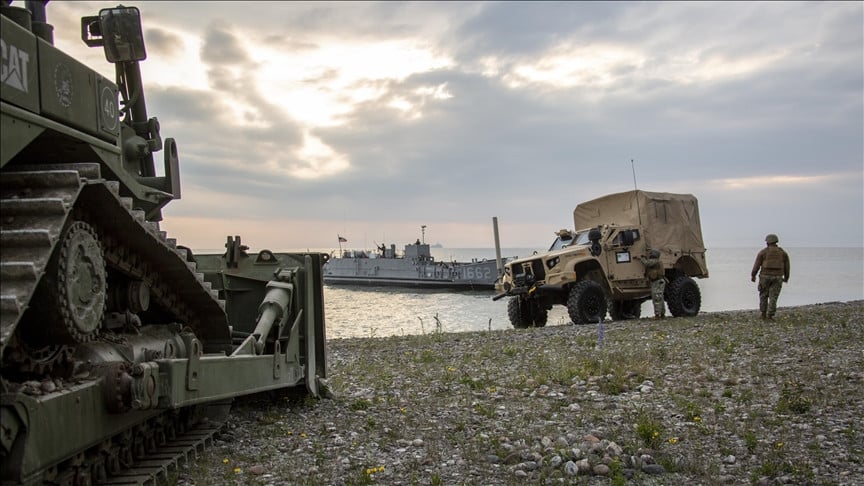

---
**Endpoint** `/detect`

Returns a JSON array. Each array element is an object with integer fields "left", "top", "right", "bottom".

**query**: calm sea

[{"left": 319, "top": 247, "right": 863, "bottom": 339}]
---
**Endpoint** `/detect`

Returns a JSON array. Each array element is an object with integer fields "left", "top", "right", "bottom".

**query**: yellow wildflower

[
  {"left": 668, "top": 437, "right": 679, "bottom": 444},
  {"left": 300, "top": 432, "right": 307, "bottom": 438},
  {"left": 233, "top": 467, "right": 241, "bottom": 474},
  {"left": 222, "top": 458, "right": 229, "bottom": 464},
  {"left": 693, "top": 416, "right": 702, "bottom": 423}
]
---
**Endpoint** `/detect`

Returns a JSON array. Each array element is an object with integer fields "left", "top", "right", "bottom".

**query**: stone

[
  {"left": 593, "top": 464, "right": 611, "bottom": 476},
  {"left": 576, "top": 458, "right": 591, "bottom": 473},
  {"left": 249, "top": 464, "right": 266, "bottom": 475},
  {"left": 41, "top": 381, "right": 57, "bottom": 393},
  {"left": 564, "top": 460, "right": 579, "bottom": 476},
  {"left": 643, "top": 464, "right": 666, "bottom": 475}
]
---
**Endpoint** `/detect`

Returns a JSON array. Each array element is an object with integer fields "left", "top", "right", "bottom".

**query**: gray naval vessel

[{"left": 323, "top": 240, "right": 505, "bottom": 290}]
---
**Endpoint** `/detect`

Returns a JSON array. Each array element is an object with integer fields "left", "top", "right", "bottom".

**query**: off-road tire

[
  {"left": 508, "top": 298, "right": 531, "bottom": 329},
  {"left": 508, "top": 298, "right": 548, "bottom": 328},
  {"left": 665, "top": 276, "right": 701, "bottom": 317},
  {"left": 609, "top": 299, "right": 642, "bottom": 321},
  {"left": 531, "top": 303, "right": 548, "bottom": 328},
  {"left": 567, "top": 280, "right": 607, "bottom": 324}
]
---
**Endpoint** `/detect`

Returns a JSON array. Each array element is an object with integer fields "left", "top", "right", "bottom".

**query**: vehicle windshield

[{"left": 548, "top": 230, "right": 591, "bottom": 251}]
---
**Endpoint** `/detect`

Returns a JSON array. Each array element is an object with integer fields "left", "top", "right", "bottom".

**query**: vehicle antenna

[{"left": 631, "top": 159, "right": 643, "bottom": 226}]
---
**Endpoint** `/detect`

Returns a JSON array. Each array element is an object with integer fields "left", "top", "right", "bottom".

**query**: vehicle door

[{"left": 604, "top": 228, "right": 645, "bottom": 281}]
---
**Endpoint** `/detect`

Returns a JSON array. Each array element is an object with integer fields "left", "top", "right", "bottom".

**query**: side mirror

[
  {"left": 81, "top": 6, "right": 146, "bottom": 63},
  {"left": 620, "top": 230, "right": 634, "bottom": 247}
]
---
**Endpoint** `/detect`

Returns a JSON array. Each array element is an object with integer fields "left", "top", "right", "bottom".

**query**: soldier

[
  {"left": 750, "top": 234, "right": 791, "bottom": 320},
  {"left": 640, "top": 249, "right": 666, "bottom": 319}
]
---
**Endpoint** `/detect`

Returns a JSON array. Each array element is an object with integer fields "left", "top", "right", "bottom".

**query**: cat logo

[{"left": 1, "top": 38, "right": 31, "bottom": 93}]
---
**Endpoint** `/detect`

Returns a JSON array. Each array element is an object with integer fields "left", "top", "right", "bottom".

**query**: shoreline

[{"left": 183, "top": 300, "right": 864, "bottom": 485}]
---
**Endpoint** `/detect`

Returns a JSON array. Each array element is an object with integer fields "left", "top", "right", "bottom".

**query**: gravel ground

[{"left": 179, "top": 301, "right": 863, "bottom": 485}]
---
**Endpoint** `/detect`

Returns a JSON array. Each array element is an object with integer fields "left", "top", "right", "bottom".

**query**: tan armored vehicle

[{"left": 494, "top": 190, "right": 709, "bottom": 327}]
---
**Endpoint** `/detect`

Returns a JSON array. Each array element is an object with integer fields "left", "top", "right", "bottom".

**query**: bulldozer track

[
  {"left": 97, "top": 424, "right": 220, "bottom": 486},
  {"left": 1, "top": 163, "right": 230, "bottom": 358},
  {"left": 0, "top": 163, "right": 234, "bottom": 483}
]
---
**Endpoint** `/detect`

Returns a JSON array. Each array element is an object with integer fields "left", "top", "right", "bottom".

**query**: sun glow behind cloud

[
  {"left": 256, "top": 40, "right": 453, "bottom": 126},
  {"left": 498, "top": 42, "right": 787, "bottom": 91},
  {"left": 711, "top": 173, "right": 834, "bottom": 190}
]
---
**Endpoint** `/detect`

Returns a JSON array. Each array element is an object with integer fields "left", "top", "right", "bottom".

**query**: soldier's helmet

[
  {"left": 765, "top": 234, "right": 779, "bottom": 244},
  {"left": 649, "top": 249, "right": 660, "bottom": 258}
]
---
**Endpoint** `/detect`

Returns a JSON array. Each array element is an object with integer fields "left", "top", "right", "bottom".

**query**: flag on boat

[{"left": 338, "top": 235, "right": 347, "bottom": 243}]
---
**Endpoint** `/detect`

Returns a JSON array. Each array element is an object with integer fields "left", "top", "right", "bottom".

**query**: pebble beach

[{"left": 180, "top": 301, "right": 863, "bottom": 485}]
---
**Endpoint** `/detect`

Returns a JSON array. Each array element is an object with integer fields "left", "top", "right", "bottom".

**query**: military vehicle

[
  {"left": 1, "top": 3, "right": 327, "bottom": 483},
  {"left": 494, "top": 190, "right": 708, "bottom": 327}
]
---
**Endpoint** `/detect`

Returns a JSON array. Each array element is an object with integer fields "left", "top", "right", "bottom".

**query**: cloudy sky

[{"left": 49, "top": 1, "right": 862, "bottom": 250}]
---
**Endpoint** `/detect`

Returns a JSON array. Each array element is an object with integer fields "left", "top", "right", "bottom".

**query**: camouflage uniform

[
  {"left": 751, "top": 234, "right": 791, "bottom": 320},
  {"left": 640, "top": 250, "right": 666, "bottom": 318}
]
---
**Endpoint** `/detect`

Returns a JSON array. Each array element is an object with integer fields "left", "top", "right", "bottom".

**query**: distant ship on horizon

[{"left": 324, "top": 240, "right": 504, "bottom": 290}]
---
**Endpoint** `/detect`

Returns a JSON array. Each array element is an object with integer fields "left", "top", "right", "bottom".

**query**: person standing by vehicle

[
  {"left": 750, "top": 234, "right": 791, "bottom": 320},
  {"left": 640, "top": 249, "right": 666, "bottom": 319}
]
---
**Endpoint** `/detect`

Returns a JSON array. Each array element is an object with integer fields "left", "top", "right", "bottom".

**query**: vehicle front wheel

[
  {"left": 508, "top": 297, "right": 531, "bottom": 329},
  {"left": 567, "top": 280, "right": 607, "bottom": 325},
  {"left": 508, "top": 297, "right": 548, "bottom": 328},
  {"left": 665, "top": 276, "right": 701, "bottom": 317}
]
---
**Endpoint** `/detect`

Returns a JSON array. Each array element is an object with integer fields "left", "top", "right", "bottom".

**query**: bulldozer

[{"left": 1, "top": 3, "right": 327, "bottom": 483}]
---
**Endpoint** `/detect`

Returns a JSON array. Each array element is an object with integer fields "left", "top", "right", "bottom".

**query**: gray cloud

[
  {"left": 48, "top": 1, "right": 863, "bottom": 247},
  {"left": 200, "top": 22, "right": 250, "bottom": 66},
  {"left": 144, "top": 27, "right": 183, "bottom": 58}
]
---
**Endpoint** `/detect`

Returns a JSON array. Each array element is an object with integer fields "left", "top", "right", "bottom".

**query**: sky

[{"left": 47, "top": 1, "right": 863, "bottom": 250}]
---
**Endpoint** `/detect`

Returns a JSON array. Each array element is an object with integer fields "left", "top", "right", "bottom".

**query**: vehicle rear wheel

[
  {"left": 609, "top": 299, "right": 642, "bottom": 320},
  {"left": 665, "top": 276, "right": 701, "bottom": 317},
  {"left": 567, "top": 280, "right": 607, "bottom": 324}
]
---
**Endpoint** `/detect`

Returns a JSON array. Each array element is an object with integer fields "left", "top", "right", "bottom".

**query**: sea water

[{"left": 321, "top": 247, "right": 863, "bottom": 339}]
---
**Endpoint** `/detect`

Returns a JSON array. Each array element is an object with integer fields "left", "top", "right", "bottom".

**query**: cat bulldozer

[{"left": 1, "top": 3, "right": 327, "bottom": 483}]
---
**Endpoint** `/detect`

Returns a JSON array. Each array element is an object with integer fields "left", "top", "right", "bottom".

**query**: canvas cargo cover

[{"left": 574, "top": 190, "right": 705, "bottom": 251}]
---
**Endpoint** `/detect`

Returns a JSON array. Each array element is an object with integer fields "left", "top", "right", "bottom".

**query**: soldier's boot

[
  {"left": 766, "top": 314, "right": 774, "bottom": 321},
  {"left": 760, "top": 311, "right": 767, "bottom": 320}
]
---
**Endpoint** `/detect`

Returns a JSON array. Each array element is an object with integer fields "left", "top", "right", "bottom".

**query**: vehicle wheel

[
  {"left": 567, "top": 280, "right": 607, "bottom": 324},
  {"left": 665, "top": 276, "right": 701, "bottom": 317},
  {"left": 609, "top": 299, "right": 642, "bottom": 320},
  {"left": 530, "top": 303, "right": 548, "bottom": 328},
  {"left": 508, "top": 297, "right": 531, "bottom": 329},
  {"left": 25, "top": 220, "right": 106, "bottom": 346}
]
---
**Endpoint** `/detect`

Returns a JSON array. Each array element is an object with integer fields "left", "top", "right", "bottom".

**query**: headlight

[{"left": 546, "top": 256, "right": 560, "bottom": 269}]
